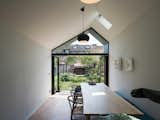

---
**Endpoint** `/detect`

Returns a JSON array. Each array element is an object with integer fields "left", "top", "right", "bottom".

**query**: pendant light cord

[
  {"left": 78, "top": 6, "right": 89, "bottom": 42},
  {"left": 81, "top": 6, "right": 85, "bottom": 33}
]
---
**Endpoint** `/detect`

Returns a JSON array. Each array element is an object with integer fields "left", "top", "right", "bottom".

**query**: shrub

[
  {"left": 60, "top": 73, "right": 71, "bottom": 81},
  {"left": 70, "top": 75, "right": 87, "bottom": 83}
]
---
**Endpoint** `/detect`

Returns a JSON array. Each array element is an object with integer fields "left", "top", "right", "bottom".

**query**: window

[{"left": 52, "top": 28, "right": 109, "bottom": 54}]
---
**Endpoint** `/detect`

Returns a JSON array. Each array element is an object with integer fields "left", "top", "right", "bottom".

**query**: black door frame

[{"left": 51, "top": 53, "right": 109, "bottom": 95}]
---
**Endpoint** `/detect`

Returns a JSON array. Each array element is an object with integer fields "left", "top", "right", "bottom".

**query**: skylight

[
  {"left": 71, "top": 33, "right": 103, "bottom": 46},
  {"left": 97, "top": 14, "right": 112, "bottom": 30}
]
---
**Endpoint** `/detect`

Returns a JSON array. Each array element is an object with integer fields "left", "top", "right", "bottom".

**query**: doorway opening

[{"left": 51, "top": 28, "right": 109, "bottom": 94}]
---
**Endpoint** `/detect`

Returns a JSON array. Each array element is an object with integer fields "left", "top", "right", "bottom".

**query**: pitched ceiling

[{"left": 0, "top": 0, "right": 159, "bottom": 49}]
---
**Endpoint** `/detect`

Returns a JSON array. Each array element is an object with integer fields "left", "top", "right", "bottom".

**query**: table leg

[{"left": 85, "top": 114, "right": 90, "bottom": 120}]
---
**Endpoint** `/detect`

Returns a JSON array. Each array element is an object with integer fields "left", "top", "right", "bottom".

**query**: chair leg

[
  {"left": 71, "top": 107, "right": 74, "bottom": 120},
  {"left": 71, "top": 115, "right": 73, "bottom": 120},
  {"left": 85, "top": 115, "right": 90, "bottom": 120}
]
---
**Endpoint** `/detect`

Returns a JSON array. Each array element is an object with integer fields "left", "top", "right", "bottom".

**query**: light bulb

[{"left": 80, "top": 0, "right": 101, "bottom": 4}]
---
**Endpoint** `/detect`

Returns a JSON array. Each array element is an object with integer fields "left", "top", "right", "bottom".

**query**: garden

[{"left": 54, "top": 56, "right": 105, "bottom": 91}]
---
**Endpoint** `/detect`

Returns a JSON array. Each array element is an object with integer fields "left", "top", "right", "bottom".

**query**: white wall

[
  {"left": 0, "top": 22, "right": 51, "bottom": 120},
  {"left": 110, "top": 5, "right": 160, "bottom": 120}
]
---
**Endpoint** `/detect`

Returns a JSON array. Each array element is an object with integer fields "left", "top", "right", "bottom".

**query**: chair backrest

[
  {"left": 68, "top": 95, "right": 74, "bottom": 109},
  {"left": 75, "top": 86, "right": 81, "bottom": 93},
  {"left": 68, "top": 94, "right": 84, "bottom": 120},
  {"left": 70, "top": 85, "right": 82, "bottom": 97},
  {"left": 67, "top": 94, "right": 83, "bottom": 110}
]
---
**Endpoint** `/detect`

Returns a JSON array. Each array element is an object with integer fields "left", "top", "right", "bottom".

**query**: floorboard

[
  {"left": 29, "top": 92, "right": 71, "bottom": 120},
  {"left": 29, "top": 92, "right": 99, "bottom": 120}
]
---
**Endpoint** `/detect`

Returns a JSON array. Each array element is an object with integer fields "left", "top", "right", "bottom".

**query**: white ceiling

[{"left": 0, "top": 0, "right": 159, "bottom": 49}]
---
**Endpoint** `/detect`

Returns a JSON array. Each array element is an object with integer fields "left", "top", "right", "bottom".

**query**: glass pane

[
  {"left": 58, "top": 55, "right": 105, "bottom": 91},
  {"left": 52, "top": 28, "right": 109, "bottom": 54},
  {"left": 54, "top": 57, "right": 58, "bottom": 92}
]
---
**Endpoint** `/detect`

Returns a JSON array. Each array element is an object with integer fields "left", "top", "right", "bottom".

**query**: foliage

[
  {"left": 59, "top": 73, "right": 103, "bottom": 90},
  {"left": 80, "top": 56, "right": 97, "bottom": 65},
  {"left": 83, "top": 56, "right": 103, "bottom": 81},
  {"left": 66, "top": 56, "right": 77, "bottom": 65},
  {"left": 60, "top": 73, "right": 71, "bottom": 81},
  {"left": 66, "top": 56, "right": 98, "bottom": 66},
  {"left": 71, "top": 75, "right": 88, "bottom": 83},
  {"left": 57, "top": 55, "right": 105, "bottom": 90},
  {"left": 59, "top": 81, "right": 80, "bottom": 90}
]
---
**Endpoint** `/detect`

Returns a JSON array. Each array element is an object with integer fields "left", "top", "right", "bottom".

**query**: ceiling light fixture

[
  {"left": 80, "top": 0, "right": 101, "bottom": 4},
  {"left": 78, "top": 7, "right": 89, "bottom": 43}
]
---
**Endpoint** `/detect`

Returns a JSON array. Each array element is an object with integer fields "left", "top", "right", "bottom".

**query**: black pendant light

[{"left": 78, "top": 7, "right": 89, "bottom": 43}]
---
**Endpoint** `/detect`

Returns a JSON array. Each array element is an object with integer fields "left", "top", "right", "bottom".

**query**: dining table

[{"left": 80, "top": 83, "right": 143, "bottom": 120}]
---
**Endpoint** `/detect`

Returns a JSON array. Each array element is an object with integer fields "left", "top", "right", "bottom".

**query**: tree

[
  {"left": 80, "top": 56, "right": 97, "bottom": 65},
  {"left": 97, "top": 56, "right": 104, "bottom": 82},
  {"left": 66, "top": 56, "right": 77, "bottom": 65}
]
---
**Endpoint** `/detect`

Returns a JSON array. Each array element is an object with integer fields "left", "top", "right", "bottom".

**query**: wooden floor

[
  {"left": 29, "top": 92, "right": 71, "bottom": 120},
  {"left": 29, "top": 92, "right": 99, "bottom": 120}
]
